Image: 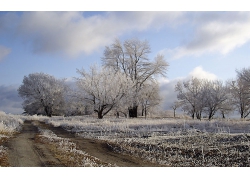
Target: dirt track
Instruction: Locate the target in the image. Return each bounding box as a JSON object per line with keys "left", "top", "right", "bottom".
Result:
{"left": 5, "top": 120, "right": 160, "bottom": 167}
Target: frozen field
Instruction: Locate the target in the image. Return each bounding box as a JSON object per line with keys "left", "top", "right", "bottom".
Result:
{"left": 1, "top": 112, "right": 250, "bottom": 166}
{"left": 36, "top": 116, "right": 250, "bottom": 167}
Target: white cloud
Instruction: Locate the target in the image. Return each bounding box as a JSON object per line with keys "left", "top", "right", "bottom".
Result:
{"left": 188, "top": 66, "right": 217, "bottom": 80}
{"left": 0, "top": 12, "right": 183, "bottom": 58}
{"left": 0, "top": 45, "right": 11, "bottom": 61}
{"left": 162, "top": 12, "right": 250, "bottom": 59}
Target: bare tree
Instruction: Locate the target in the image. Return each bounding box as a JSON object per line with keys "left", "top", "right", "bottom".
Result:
{"left": 203, "top": 80, "right": 228, "bottom": 120}
{"left": 170, "top": 101, "right": 182, "bottom": 118}
{"left": 175, "top": 77, "right": 205, "bottom": 119}
{"left": 76, "top": 66, "right": 133, "bottom": 119}
{"left": 18, "top": 73, "right": 67, "bottom": 116}
{"left": 102, "top": 38, "right": 169, "bottom": 117}
{"left": 228, "top": 74, "right": 250, "bottom": 119}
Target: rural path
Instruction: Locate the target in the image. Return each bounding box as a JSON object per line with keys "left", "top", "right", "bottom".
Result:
{"left": 5, "top": 120, "right": 160, "bottom": 167}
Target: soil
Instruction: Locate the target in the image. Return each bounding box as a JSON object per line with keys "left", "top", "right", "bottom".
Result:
{"left": 4, "top": 120, "right": 161, "bottom": 167}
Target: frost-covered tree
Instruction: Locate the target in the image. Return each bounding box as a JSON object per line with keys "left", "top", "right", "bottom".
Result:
{"left": 175, "top": 77, "right": 205, "bottom": 119}
{"left": 203, "top": 80, "right": 228, "bottom": 120}
{"left": 175, "top": 78, "right": 228, "bottom": 120}
{"left": 228, "top": 70, "right": 250, "bottom": 118}
{"left": 18, "top": 73, "right": 67, "bottom": 116}
{"left": 102, "top": 38, "right": 169, "bottom": 117}
{"left": 76, "top": 66, "right": 134, "bottom": 119}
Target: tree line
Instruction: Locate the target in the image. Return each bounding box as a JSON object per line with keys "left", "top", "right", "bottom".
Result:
{"left": 18, "top": 38, "right": 250, "bottom": 120}
{"left": 174, "top": 68, "right": 250, "bottom": 119}
{"left": 18, "top": 38, "right": 169, "bottom": 119}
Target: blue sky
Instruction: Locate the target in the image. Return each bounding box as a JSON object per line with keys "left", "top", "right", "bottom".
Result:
{"left": 1, "top": 10, "right": 250, "bottom": 114}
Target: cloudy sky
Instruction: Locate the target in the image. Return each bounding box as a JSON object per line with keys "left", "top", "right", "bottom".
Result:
{"left": 1, "top": 7, "right": 250, "bottom": 114}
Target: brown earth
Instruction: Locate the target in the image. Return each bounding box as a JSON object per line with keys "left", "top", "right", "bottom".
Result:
{"left": 4, "top": 120, "right": 161, "bottom": 167}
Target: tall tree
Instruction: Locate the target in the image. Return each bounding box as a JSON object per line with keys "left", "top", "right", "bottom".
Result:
{"left": 18, "top": 73, "right": 67, "bottom": 116}
{"left": 102, "top": 38, "right": 169, "bottom": 117}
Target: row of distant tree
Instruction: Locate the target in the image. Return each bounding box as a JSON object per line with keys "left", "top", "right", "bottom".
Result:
{"left": 18, "top": 38, "right": 169, "bottom": 119}
{"left": 173, "top": 68, "right": 250, "bottom": 119}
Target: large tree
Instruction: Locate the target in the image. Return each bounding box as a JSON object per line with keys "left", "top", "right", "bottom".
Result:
{"left": 76, "top": 66, "right": 133, "bottom": 119}
{"left": 18, "top": 73, "right": 67, "bottom": 116}
{"left": 102, "top": 38, "right": 169, "bottom": 117}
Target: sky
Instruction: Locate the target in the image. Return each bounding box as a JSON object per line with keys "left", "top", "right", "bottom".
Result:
{"left": 1, "top": 2, "right": 250, "bottom": 114}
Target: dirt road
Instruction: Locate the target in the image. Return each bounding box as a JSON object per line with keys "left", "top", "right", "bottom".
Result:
{"left": 5, "top": 120, "right": 63, "bottom": 167}
{"left": 5, "top": 120, "right": 160, "bottom": 167}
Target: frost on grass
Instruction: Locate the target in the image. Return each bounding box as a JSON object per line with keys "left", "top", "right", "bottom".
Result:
{"left": 0, "top": 111, "right": 25, "bottom": 134}
{"left": 40, "top": 116, "right": 250, "bottom": 167}
{"left": 36, "top": 127, "right": 115, "bottom": 167}
{"left": 0, "top": 111, "right": 27, "bottom": 145}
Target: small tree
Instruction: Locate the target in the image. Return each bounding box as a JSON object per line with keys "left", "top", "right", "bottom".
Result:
{"left": 170, "top": 101, "right": 181, "bottom": 118}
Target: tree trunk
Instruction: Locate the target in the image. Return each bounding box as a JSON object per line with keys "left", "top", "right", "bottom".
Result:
{"left": 208, "top": 111, "right": 213, "bottom": 120}
{"left": 97, "top": 111, "right": 103, "bottom": 119}
{"left": 129, "top": 106, "right": 138, "bottom": 118}
{"left": 222, "top": 111, "right": 225, "bottom": 119}
{"left": 191, "top": 112, "right": 195, "bottom": 119}
{"left": 196, "top": 112, "right": 202, "bottom": 120}
{"left": 44, "top": 106, "right": 52, "bottom": 117}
